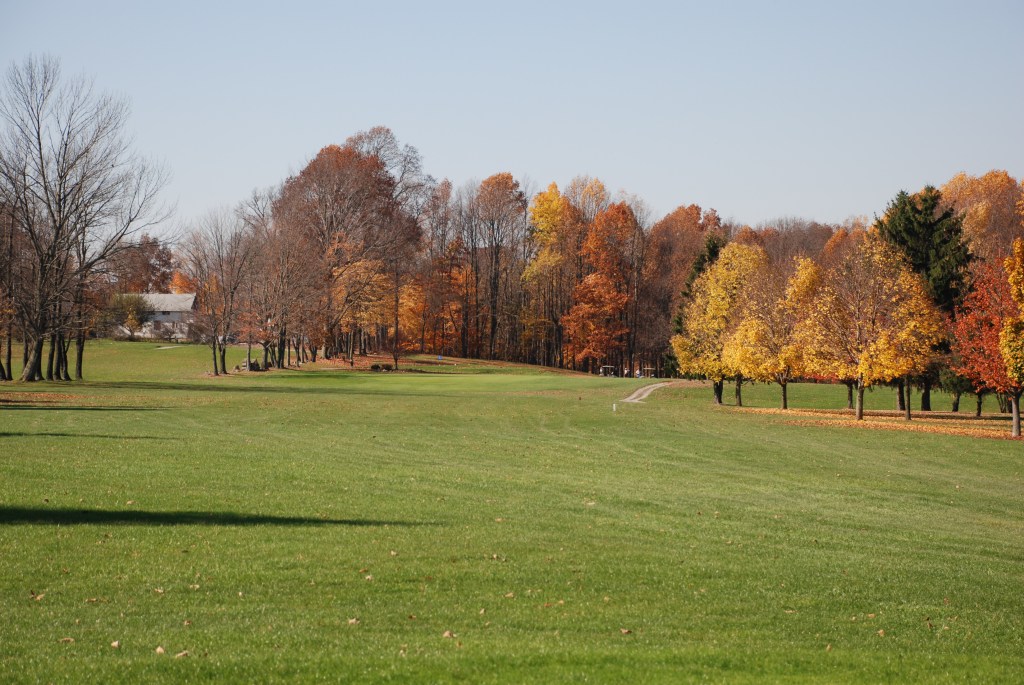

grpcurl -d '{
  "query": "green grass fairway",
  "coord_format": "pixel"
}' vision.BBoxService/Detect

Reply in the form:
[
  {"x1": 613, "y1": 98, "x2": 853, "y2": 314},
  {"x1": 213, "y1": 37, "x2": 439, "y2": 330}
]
[{"x1": 1, "y1": 342, "x2": 1022, "y2": 683}]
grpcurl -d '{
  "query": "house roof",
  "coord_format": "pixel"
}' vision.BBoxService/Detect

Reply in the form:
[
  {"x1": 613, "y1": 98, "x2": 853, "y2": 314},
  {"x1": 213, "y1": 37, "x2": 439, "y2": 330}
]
[{"x1": 136, "y1": 293, "x2": 196, "y2": 312}]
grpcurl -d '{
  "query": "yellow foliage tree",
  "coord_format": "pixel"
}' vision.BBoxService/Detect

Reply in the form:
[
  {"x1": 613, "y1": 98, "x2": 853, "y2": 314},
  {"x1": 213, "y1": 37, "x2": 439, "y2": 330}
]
[
  {"x1": 998, "y1": 238, "x2": 1024, "y2": 436},
  {"x1": 941, "y1": 170, "x2": 1024, "y2": 260},
  {"x1": 723, "y1": 256, "x2": 820, "y2": 409},
  {"x1": 671, "y1": 242, "x2": 768, "y2": 404},
  {"x1": 797, "y1": 231, "x2": 943, "y2": 420}
]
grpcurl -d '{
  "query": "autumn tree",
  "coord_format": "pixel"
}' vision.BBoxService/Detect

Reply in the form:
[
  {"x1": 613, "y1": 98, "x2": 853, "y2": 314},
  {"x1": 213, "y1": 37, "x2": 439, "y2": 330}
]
[
  {"x1": 998, "y1": 239, "x2": 1024, "y2": 436},
  {"x1": 941, "y1": 171, "x2": 1024, "y2": 260},
  {"x1": 951, "y1": 260, "x2": 1021, "y2": 432},
  {"x1": 477, "y1": 172, "x2": 527, "y2": 359},
  {"x1": 562, "y1": 202, "x2": 638, "y2": 369},
  {"x1": 523, "y1": 182, "x2": 575, "y2": 366},
  {"x1": 723, "y1": 256, "x2": 819, "y2": 409},
  {"x1": 109, "y1": 234, "x2": 175, "y2": 293},
  {"x1": 671, "y1": 242, "x2": 767, "y2": 404},
  {"x1": 107, "y1": 293, "x2": 154, "y2": 340},
  {"x1": 797, "y1": 231, "x2": 943, "y2": 420}
]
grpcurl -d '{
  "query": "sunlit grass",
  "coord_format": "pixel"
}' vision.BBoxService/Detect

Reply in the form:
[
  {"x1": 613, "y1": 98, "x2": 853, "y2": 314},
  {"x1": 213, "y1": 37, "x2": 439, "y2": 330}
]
[{"x1": 1, "y1": 342, "x2": 1021, "y2": 682}]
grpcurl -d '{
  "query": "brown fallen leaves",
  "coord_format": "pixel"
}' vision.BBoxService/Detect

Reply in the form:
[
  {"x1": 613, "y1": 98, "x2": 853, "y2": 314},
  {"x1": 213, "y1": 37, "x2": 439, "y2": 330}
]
[{"x1": 738, "y1": 406, "x2": 1016, "y2": 440}]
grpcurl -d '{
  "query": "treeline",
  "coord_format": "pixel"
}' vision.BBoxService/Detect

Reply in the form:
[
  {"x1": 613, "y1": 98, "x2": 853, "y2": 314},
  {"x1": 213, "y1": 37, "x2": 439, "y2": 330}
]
[
  {"x1": 672, "y1": 181, "x2": 1024, "y2": 436},
  {"x1": 3, "y1": 55, "x2": 1024, "y2": 433}
]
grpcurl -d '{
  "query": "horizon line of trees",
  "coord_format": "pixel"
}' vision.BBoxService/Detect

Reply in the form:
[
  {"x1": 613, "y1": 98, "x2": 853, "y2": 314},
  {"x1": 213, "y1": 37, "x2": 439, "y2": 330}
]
[{"x1": 3, "y1": 56, "x2": 1024, "y2": 439}]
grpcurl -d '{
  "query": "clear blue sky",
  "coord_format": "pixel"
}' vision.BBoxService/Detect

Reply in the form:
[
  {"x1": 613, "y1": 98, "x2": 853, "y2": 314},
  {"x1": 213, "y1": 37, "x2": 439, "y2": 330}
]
[{"x1": 3, "y1": 1, "x2": 1022, "y2": 229}]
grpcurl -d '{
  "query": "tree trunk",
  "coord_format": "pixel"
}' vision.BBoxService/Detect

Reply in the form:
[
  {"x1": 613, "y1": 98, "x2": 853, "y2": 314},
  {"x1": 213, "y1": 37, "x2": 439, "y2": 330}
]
[
  {"x1": 780, "y1": 382, "x2": 788, "y2": 410},
  {"x1": 393, "y1": 268, "x2": 401, "y2": 369},
  {"x1": 976, "y1": 393, "x2": 984, "y2": 417},
  {"x1": 855, "y1": 381, "x2": 865, "y2": 421},
  {"x1": 845, "y1": 381, "x2": 854, "y2": 409},
  {"x1": 920, "y1": 378, "x2": 932, "y2": 411},
  {"x1": 5, "y1": 324, "x2": 12, "y2": 380},
  {"x1": 903, "y1": 376, "x2": 912, "y2": 421},
  {"x1": 75, "y1": 331, "x2": 86, "y2": 380},
  {"x1": 734, "y1": 375, "x2": 743, "y2": 407},
  {"x1": 210, "y1": 341, "x2": 219, "y2": 376},
  {"x1": 60, "y1": 333, "x2": 72, "y2": 381},
  {"x1": 896, "y1": 379, "x2": 906, "y2": 411},
  {"x1": 45, "y1": 333, "x2": 56, "y2": 381},
  {"x1": 1012, "y1": 394, "x2": 1021, "y2": 438},
  {"x1": 713, "y1": 380, "x2": 724, "y2": 405},
  {"x1": 21, "y1": 336, "x2": 44, "y2": 382},
  {"x1": 219, "y1": 340, "x2": 227, "y2": 374},
  {"x1": 951, "y1": 392, "x2": 960, "y2": 413}
]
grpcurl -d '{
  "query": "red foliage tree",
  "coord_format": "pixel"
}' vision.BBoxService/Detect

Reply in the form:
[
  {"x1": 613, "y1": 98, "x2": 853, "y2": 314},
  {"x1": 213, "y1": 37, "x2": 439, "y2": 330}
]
[{"x1": 952, "y1": 260, "x2": 1021, "y2": 396}]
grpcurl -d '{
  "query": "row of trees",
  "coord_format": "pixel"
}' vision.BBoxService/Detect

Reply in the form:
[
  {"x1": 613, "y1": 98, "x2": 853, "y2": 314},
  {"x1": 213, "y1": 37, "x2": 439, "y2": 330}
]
[
  {"x1": 0, "y1": 56, "x2": 167, "y2": 381},
  {"x1": 672, "y1": 182, "x2": 1024, "y2": 436}
]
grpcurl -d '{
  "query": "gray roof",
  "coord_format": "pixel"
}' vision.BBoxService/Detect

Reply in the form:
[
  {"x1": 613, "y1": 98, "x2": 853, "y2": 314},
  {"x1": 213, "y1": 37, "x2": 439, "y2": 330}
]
[{"x1": 135, "y1": 293, "x2": 196, "y2": 312}]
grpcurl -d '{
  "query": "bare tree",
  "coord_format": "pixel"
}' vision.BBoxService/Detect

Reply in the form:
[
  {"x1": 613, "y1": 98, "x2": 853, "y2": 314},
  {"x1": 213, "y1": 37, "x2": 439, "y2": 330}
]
[
  {"x1": 0, "y1": 55, "x2": 168, "y2": 381},
  {"x1": 180, "y1": 209, "x2": 256, "y2": 375}
]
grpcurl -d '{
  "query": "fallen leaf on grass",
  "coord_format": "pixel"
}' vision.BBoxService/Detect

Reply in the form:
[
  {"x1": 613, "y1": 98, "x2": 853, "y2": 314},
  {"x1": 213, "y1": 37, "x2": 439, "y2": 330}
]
[
  {"x1": 32, "y1": 592, "x2": 45, "y2": 601},
  {"x1": 155, "y1": 646, "x2": 165, "y2": 655},
  {"x1": 504, "y1": 592, "x2": 515, "y2": 599},
  {"x1": 111, "y1": 641, "x2": 120, "y2": 649},
  {"x1": 442, "y1": 630, "x2": 456, "y2": 639},
  {"x1": 59, "y1": 637, "x2": 74, "y2": 644},
  {"x1": 175, "y1": 650, "x2": 189, "y2": 658},
  {"x1": 877, "y1": 629, "x2": 885, "y2": 637},
  {"x1": 347, "y1": 618, "x2": 360, "y2": 625},
  {"x1": 620, "y1": 628, "x2": 632, "y2": 635}
]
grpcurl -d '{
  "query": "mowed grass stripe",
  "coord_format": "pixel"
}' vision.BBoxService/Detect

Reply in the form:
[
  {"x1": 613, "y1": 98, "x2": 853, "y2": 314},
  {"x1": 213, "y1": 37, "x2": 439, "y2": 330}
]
[{"x1": 0, "y1": 342, "x2": 1022, "y2": 682}]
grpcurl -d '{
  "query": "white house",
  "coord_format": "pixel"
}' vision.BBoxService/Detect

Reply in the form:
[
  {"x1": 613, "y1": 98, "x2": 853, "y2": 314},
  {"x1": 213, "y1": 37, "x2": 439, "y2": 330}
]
[{"x1": 135, "y1": 293, "x2": 197, "y2": 340}]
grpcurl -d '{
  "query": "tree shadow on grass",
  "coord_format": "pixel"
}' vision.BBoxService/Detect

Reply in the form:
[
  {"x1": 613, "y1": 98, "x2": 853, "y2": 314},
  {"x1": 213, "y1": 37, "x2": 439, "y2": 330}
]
[
  {"x1": 0, "y1": 405, "x2": 166, "y2": 412},
  {"x1": 84, "y1": 380, "x2": 449, "y2": 399},
  {"x1": 0, "y1": 506, "x2": 435, "y2": 527},
  {"x1": 0, "y1": 432, "x2": 168, "y2": 439}
]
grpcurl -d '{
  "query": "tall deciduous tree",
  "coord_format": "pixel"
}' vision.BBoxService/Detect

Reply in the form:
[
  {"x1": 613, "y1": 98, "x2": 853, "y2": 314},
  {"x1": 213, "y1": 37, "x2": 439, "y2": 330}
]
[
  {"x1": 562, "y1": 202, "x2": 638, "y2": 368},
  {"x1": 952, "y1": 259, "x2": 1022, "y2": 434},
  {"x1": 798, "y1": 231, "x2": 943, "y2": 419},
  {"x1": 723, "y1": 256, "x2": 819, "y2": 409},
  {"x1": 671, "y1": 242, "x2": 767, "y2": 404},
  {"x1": 941, "y1": 170, "x2": 1024, "y2": 260}
]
